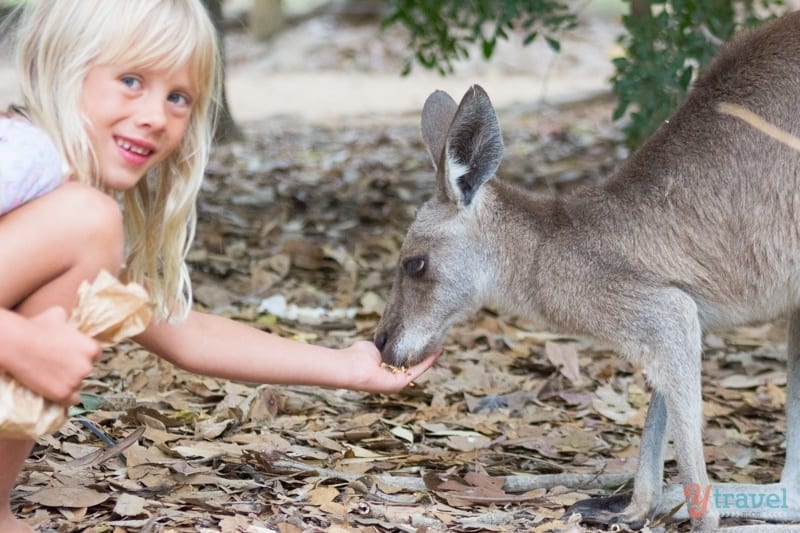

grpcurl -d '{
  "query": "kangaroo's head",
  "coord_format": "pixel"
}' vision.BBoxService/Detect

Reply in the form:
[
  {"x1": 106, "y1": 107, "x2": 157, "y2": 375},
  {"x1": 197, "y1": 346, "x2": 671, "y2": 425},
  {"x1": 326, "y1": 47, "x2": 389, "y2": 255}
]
[{"x1": 375, "y1": 85, "x2": 504, "y2": 367}]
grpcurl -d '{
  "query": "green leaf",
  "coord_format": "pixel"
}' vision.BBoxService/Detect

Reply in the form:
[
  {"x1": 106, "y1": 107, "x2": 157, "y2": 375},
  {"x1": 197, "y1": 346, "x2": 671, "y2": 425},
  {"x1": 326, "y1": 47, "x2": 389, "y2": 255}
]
[
  {"x1": 481, "y1": 37, "x2": 496, "y2": 59},
  {"x1": 544, "y1": 36, "x2": 561, "y2": 52},
  {"x1": 611, "y1": 57, "x2": 630, "y2": 69},
  {"x1": 678, "y1": 65, "x2": 694, "y2": 90},
  {"x1": 78, "y1": 393, "x2": 105, "y2": 412},
  {"x1": 523, "y1": 31, "x2": 538, "y2": 45}
]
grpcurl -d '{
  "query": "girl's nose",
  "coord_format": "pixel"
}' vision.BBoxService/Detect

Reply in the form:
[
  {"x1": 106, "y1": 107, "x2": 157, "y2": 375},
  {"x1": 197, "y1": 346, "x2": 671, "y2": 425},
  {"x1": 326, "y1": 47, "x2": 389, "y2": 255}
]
[{"x1": 136, "y1": 94, "x2": 167, "y2": 130}]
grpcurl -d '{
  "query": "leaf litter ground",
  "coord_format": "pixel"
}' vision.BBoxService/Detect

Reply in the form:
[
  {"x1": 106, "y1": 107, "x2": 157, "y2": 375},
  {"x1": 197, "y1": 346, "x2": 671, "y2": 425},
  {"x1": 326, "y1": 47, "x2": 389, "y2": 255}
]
[
  {"x1": 12, "y1": 95, "x2": 792, "y2": 533},
  {"x1": 7, "y1": 6, "x2": 791, "y2": 530}
]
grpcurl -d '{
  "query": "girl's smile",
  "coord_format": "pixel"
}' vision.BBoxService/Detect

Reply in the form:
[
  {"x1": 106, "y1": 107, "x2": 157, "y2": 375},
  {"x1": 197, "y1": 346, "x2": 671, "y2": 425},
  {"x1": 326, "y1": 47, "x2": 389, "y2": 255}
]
[
  {"x1": 80, "y1": 64, "x2": 195, "y2": 190},
  {"x1": 115, "y1": 136, "x2": 155, "y2": 162}
]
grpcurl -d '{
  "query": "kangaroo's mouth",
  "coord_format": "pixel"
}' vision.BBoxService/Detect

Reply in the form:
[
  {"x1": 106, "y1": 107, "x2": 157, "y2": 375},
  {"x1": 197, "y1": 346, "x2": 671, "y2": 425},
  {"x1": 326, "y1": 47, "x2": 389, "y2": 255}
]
[{"x1": 379, "y1": 335, "x2": 443, "y2": 367}]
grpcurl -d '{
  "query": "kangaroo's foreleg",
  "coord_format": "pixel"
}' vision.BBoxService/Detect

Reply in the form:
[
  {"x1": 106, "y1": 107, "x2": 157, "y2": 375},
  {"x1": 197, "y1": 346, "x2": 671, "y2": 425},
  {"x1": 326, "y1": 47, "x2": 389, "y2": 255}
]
[
  {"x1": 627, "y1": 390, "x2": 668, "y2": 518},
  {"x1": 567, "y1": 391, "x2": 668, "y2": 527},
  {"x1": 638, "y1": 289, "x2": 719, "y2": 530}
]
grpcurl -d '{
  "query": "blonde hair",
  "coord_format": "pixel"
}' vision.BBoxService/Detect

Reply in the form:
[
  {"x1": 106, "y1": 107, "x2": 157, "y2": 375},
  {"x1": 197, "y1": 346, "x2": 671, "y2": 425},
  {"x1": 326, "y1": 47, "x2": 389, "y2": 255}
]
[{"x1": 13, "y1": 0, "x2": 221, "y2": 320}]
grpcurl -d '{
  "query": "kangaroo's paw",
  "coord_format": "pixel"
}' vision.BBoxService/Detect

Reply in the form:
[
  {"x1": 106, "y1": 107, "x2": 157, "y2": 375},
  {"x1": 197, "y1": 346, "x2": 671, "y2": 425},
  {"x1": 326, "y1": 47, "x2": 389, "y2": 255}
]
[{"x1": 565, "y1": 493, "x2": 651, "y2": 529}]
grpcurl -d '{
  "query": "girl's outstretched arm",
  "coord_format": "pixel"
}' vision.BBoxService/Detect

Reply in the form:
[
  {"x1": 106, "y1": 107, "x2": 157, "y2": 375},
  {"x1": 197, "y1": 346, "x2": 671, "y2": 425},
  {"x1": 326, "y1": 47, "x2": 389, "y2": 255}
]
[{"x1": 134, "y1": 310, "x2": 439, "y2": 393}]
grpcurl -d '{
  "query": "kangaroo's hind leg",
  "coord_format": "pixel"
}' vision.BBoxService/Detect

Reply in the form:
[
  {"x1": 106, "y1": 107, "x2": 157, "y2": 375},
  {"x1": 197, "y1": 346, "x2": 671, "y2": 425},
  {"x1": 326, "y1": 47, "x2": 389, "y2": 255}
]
[
  {"x1": 644, "y1": 308, "x2": 800, "y2": 524},
  {"x1": 780, "y1": 308, "x2": 800, "y2": 490}
]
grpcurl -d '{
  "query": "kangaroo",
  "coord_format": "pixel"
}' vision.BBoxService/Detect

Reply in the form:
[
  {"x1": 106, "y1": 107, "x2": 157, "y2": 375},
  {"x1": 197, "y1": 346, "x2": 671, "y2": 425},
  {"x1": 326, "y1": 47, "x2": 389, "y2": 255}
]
[{"x1": 374, "y1": 12, "x2": 800, "y2": 531}]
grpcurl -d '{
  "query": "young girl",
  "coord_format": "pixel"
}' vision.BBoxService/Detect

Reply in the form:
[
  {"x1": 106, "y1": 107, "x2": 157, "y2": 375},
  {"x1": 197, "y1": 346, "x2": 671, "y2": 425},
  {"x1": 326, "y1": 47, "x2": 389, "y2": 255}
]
[{"x1": 0, "y1": 1, "x2": 439, "y2": 530}]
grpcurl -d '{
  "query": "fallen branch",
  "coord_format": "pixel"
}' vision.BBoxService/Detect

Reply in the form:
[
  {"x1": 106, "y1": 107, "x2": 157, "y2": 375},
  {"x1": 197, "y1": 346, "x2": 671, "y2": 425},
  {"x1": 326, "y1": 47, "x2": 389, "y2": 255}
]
[
  {"x1": 502, "y1": 472, "x2": 632, "y2": 492},
  {"x1": 250, "y1": 450, "x2": 632, "y2": 492}
]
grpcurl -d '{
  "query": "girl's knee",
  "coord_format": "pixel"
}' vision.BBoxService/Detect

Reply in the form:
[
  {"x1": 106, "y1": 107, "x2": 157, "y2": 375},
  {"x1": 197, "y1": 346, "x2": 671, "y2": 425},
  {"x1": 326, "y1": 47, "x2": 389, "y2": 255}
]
[
  {"x1": 52, "y1": 182, "x2": 125, "y2": 272},
  {"x1": 0, "y1": 183, "x2": 125, "y2": 313}
]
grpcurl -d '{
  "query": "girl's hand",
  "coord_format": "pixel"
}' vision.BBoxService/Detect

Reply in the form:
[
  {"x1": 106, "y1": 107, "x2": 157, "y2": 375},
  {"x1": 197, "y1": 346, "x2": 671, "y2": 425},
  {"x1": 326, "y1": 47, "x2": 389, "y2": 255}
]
[
  {"x1": 339, "y1": 340, "x2": 441, "y2": 393},
  {"x1": 9, "y1": 307, "x2": 101, "y2": 406}
]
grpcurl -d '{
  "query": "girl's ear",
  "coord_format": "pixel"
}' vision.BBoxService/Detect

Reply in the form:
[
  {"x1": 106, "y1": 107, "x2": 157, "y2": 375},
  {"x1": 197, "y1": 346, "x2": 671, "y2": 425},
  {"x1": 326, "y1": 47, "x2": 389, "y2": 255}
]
[{"x1": 440, "y1": 85, "x2": 504, "y2": 208}]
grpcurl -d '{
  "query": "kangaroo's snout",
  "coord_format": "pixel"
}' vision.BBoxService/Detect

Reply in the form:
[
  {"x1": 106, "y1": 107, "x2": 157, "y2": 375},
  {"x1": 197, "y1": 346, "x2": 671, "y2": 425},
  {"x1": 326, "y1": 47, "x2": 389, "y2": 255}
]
[
  {"x1": 373, "y1": 307, "x2": 394, "y2": 363},
  {"x1": 374, "y1": 316, "x2": 442, "y2": 368},
  {"x1": 374, "y1": 328, "x2": 398, "y2": 366},
  {"x1": 373, "y1": 322, "x2": 408, "y2": 367}
]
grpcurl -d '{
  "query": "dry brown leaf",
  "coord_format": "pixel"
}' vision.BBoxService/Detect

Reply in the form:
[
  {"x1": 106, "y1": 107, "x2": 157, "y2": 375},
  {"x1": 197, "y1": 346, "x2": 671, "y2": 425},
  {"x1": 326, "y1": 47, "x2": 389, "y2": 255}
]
[
  {"x1": 309, "y1": 485, "x2": 339, "y2": 505},
  {"x1": 545, "y1": 341, "x2": 583, "y2": 384},
  {"x1": 720, "y1": 371, "x2": 786, "y2": 389},
  {"x1": 219, "y1": 515, "x2": 260, "y2": 533},
  {"x1": 0, "y1": 270, "x2": 151, "y2": 439},
  {"x1": 68, "y1": 270, "x2": 151, "y2": 346},
  {"x1": 25, "y1": 487, "x2": 109, "y2": 509},
  {"x1": 195, "y1": 418, "x2": 233, "y2": 439},
  {"x1": 591, "y1": 384, "x2": 636, "y2": 424},
  {"x1": 276, "y1": 523, "x2": 303, "y2": 533},
  {"x1": 171, "y1": 440, "x2": 242, "y2": 459},
  {"x1": 112, "y1": 493, "x2": 148, "y2": 517}
]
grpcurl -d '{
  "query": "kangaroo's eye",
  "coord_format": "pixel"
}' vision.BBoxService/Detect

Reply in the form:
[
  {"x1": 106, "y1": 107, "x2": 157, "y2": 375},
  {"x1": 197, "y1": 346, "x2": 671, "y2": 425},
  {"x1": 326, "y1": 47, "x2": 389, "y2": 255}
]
[{"x1": 404, "y1": 255, "x2": 427, "y2": 277}]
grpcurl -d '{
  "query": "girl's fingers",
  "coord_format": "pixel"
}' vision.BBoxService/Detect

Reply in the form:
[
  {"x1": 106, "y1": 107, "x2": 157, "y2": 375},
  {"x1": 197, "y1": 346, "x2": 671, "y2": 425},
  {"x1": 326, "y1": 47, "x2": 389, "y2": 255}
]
[
  {"x1": 401, "y1": 348, "x2": 442, "y2": 382},
  {"x1": 68, "y1": 392, "x2": 81, "y2": 407},
  {"x1": 350, "y1": 340, "x2": 440, "y2": 391},
  {"x1": 89, "y1": 339, "x2": 104, "y2": 362}
]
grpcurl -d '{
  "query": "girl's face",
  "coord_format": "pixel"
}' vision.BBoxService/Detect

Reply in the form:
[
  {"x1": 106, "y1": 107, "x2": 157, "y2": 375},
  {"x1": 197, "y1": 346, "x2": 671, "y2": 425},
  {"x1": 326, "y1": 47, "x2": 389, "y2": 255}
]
[{"x1": 80, "y1": 63, "x2": 196, "y2": 190}]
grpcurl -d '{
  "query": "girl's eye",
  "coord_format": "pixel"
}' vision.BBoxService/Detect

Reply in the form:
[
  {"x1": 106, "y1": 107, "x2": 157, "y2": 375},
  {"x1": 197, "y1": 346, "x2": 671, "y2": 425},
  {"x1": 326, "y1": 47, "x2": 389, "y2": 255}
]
[
  {"x1": 120, "y1": 76, "x2": 141, "y2": 89},
  {"x1": 404, "y1": 255, "x2": 427, "y2": 277},
  {"x1": 168, "y1": 92, "x2": 191, "y2": 107}
]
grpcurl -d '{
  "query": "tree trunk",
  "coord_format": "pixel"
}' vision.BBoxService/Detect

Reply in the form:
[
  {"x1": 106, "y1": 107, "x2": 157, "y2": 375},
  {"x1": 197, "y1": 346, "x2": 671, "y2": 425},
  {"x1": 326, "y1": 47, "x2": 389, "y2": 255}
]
[
  {"x1": 251, "y1": 0, "x2": 285, "y2": 40},
  {"x1": 629, "y1": 0, "x2": 652, "y2": 23},
  {"x1": 201, "y1": 0, "x2": 243, "y2": 143}
]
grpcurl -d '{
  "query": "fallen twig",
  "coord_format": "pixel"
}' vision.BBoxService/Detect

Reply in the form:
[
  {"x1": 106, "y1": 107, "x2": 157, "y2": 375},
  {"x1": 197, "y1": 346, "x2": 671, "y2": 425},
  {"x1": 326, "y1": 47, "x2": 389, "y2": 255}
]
[{"x1": 62, "y1": 425, "x2": 146, "y2": 469}]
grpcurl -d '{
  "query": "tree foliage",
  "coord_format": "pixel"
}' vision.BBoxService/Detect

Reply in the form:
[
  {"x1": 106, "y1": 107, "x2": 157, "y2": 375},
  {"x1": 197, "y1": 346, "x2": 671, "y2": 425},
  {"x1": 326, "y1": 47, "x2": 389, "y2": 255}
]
[
  {"x1": 383, "y1": 0, "x2": 577, "y2": 75},
  {"x1": 612, "y1": 0, "x2": 784, "y2": 146},
  {"x1": 384, "y1": 0, "x2": 786, "y2": 147}
]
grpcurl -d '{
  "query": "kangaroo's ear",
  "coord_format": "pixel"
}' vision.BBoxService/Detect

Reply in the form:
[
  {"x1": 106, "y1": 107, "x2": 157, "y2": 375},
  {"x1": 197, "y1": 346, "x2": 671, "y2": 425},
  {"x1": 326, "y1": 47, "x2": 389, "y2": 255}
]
[
  {"x1": 420, "y1": 90, "x2": 458, "y2": 170},
  {"x1": 439, "y1": 85, "x2": 503, "y2": 208}
]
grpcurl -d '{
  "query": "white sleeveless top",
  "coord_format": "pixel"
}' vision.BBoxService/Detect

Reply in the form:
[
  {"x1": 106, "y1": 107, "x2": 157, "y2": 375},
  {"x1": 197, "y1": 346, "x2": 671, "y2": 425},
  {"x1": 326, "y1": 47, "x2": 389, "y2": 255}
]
[{"x1": 0, "y1": 116, "x2": 65, "y2": 216}]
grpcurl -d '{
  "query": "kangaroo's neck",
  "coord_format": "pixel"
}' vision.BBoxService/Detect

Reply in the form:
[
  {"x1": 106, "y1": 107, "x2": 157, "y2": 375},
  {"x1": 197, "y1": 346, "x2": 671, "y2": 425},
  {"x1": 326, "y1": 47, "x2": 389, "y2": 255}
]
[
  {"x1": 479, "y1": 177, "x2": 649, "y2": 322},
  {"x1": 478, "y1": 180, "x2": 568, "y2": 318}
]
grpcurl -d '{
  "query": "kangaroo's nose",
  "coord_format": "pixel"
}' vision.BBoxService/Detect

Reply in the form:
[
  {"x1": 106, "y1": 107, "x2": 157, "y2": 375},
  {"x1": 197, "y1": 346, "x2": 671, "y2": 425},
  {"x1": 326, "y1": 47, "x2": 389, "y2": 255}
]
[{"x1": 374, "y1": 330, "x2": 388, "y2": 352}]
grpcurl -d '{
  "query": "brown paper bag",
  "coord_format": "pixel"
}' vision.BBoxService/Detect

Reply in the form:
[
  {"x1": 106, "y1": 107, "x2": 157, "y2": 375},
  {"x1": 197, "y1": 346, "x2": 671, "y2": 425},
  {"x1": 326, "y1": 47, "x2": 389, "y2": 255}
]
[{"x1": 0, "y1": 270, "x2": 152, "y2": 439}]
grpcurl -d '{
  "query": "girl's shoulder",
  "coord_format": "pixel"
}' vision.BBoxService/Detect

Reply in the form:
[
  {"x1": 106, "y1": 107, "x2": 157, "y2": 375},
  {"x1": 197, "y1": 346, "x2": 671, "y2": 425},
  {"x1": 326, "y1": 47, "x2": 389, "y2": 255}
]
[
  {"x1": 0, "y1": 113, "x2": 67, "y2": 216},
  {"x1": 0, "y1": 112, "x2": 52, "y2": 147}
]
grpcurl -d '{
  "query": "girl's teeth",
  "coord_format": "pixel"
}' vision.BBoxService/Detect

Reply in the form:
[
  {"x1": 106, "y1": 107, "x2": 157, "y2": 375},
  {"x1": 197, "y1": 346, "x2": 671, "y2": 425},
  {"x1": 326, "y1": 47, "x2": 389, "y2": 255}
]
[{"x1": 116, "y1": 139, "x2": 151, "y2": 156}]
